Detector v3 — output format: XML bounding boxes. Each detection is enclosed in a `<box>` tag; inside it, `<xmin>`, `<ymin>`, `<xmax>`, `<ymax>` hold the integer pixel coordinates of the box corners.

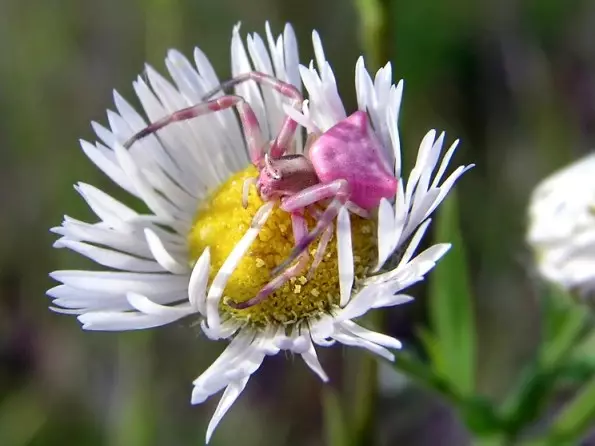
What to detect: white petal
<box><xmin>54</xmin><ymin>240</ymin><xmax>163</xmax><ymax>272</ymax></box>
<box><xmin>126</xmin><ymin>292</ymin><xmax>193</xmax><ymax>317</ymax></box>
<box><xmin>79</xmin><ymin>139</ymin><xmax>137</xmax><ymax>197</ymax></box>
<box><xmin>50</xmin><ymin>270</ymin><xmax>188</xmax><ymax>296</ymax></box>
<box><xmin>75</xmin><ymin>183</ymin><xmax>138</xmax><ymax>230</ymax></box>
<box><xmin>375</xmin><ymin>198</ymin><xmax>396</xmax><ymax>271</ymax></box>
<box><xmin>78</xmin><ymin>307</ymin><xmax>189</xmax><ymax>331</ymax></box>
<box><xmin>404</xmin><ymin>130</ymin><xmax>437</xmax><ymax>209</ymax></box>
<box><xmin>397</xmin><ymin>219</ymin><xmax>432</xmax><ymax>269</ymax></box>
<box><xmin>53</xmin><ymin>217</ymin><xmax>152</xmax><ymax>258</ymax></box>
<box><xmin>200</xmin><ymin>319</ymin><xmax>240</xmax><ymax>341</ymax></box>
<box><xmin>332</xmin><ymin>327</ymin><xmax>394</xmax><ymax>361</ymax></box>
<box><xmin>231</xmin><ymin>24</ymin><xmax>269</xmax><ymax>138</ymax></box>
<box><xmin>388</xmin><ymin>81</ymin><xmax>404</xmax><ymax>178</ymax></box>
<box><xmin>336</xmin><ymin>206</ymin><xmax>354</xmax><ymax>306</ymax></box>
<box><xmin>205</xmin><ymin>202</ymin><xmax>274</xmax><ymax>333</ymax></box>
<box><xmin>144</xmin><ymin>228</ymin><xmax>189</xmax><ymax>274</ymax></box>
<box><xmin>371</xmin><ymin>292</ymin><xmax>415</xmax><ymax>310</ymax></box>
<box><xmin>312</xmin><ymin>30</ymin><xmax>326</xmax><ymax>71</ymax></box>
<box><xmin>431</xmin><ymin>139</ymin><xmax>460</xmax><ymax>189</ymax></box>
<box><xmin>341</xmin><ymin>320</ymin><xmax>402</xmax><ymax>349</ymax></box>
<box><xmin>300</xmin><ymin>334</ymin><xmax>329</xmax><ymax>382</ymax></box>
<box><xmin>205</xmin><ymin>377</ymin><xmax>250</xmax><ymax>444</ymax></box>
<box><xmin>283</xmin><ymin>23</ymin><xmax>301</xmax><ymax>90</ymax></box>
<box><xmin>188</xmin><ymin>248</ymin><xmax>210</xmax><ymax>313</ymax></box>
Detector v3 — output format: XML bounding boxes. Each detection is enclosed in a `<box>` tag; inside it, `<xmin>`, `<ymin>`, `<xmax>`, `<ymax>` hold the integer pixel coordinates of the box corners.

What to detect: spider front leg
<box><xmin>227</xmin><ymin>210</ymin><xmax>310</xmax><ymax>309</ymax></box>
<box><xmin>123</xmin><ymin>95</ymin><xmax>266</xmax><ymax>167</ymax></box>
<box><xmin>272</xmin><ymin>179</ymin><xmax>351</xmax><ymax>277</ymax></box>
<box><xmin>202</xmin><ymin>71</ymin><xmax>303</xmax><ymax>159</ymax></box>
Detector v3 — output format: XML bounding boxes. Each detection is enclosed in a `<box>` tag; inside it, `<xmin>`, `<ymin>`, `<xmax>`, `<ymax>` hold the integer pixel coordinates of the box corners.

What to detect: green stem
<box><xmin>351</xmin><ymin>348</ymin><xmax>378</xmax><ymax>444</ymax></box>
<box><xmin>110</xmin><ymin>333</ymin><xmax>155</xmax><ymax>446</ymax></box>
<box><xmin>346</xmin><ymin>3</ymin><xmax>393</xmax><ymax>442</ymax></box>
<box><xmin>353</xmin><ymin>0</ymin><xmax>391</xmax><ymax>71</ymax></box>
<box><xmin>323</xmin><ymin>388</ymin><xmax>351</xmax><ymax>446</ymax></box>
<box><xmin>345</xmin><ymin>313</ymin><xmax>381</xmax><ymax>445</ymax></box>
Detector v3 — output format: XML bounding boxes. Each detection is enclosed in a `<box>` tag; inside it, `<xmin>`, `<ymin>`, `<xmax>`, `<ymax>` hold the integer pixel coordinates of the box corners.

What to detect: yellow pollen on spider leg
<box><xmin>187</xmin><ymin>166</ymin><xmax>377</xmax><ymax>328</ymax></box>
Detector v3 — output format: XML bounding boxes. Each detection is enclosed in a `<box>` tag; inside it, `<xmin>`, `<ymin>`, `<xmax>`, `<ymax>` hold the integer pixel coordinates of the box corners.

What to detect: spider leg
<box><xmin>202</xmin><ymin>71</ymin><xmax>303</xmax><ymax>159</ymax></box>
<box><xmin>272</xmin><ymin>179</ymin><xmax>350</xmax><ymax>277</ymax></box>
<box><xmin>308</xmin><ymin>222</ymin><xmax>334</xmax><ymax>279</ymax></box>
<box><xmin>345</xmin><ymin>201</ymin><xmax>370</xmax><ymax>219</ymax></box>
<box><xmin>242</xmin><ymin>177</ymin><xmax>257</xmax><ymax>208</ymax></box>
<box><xmin>228</xmin><ymin>210</ymin><xmax>309</xmax><ymax>309</ymax></box>
<box><xmin>123</xmin><ymin>95</ymin><xmax>266</xmax><ymax>166</ymax></box>
<box><xmin>305</xmin><ymin>206</ymin><xmax>334</xmax><ymax>279</ymax></box>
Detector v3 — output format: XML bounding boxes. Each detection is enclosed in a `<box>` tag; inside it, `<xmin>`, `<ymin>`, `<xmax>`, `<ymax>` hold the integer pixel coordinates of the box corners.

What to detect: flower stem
<box><xmin>350</xmin><ymin>343</ymin><xmax>379</xmax><ymax>445</ymax></box>
<box><xmin>348</xmin><ymin>3</ymin><xmax>393</xmax><ymax>442</ymax></box>
<box><xmin>110</xmin><ymin>333</ymin><xmax>155</xmax><ymax>446</ymax></box>
<box><xmin>353</xmin><ymin>0</ymin><xmax>391</xmax><ymax>71</ymax></box>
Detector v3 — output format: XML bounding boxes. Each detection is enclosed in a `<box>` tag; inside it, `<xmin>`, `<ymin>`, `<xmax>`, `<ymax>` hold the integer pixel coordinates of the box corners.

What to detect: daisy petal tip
<box><xmin>48</xmin><ymin>306</ymin><xmax>66</xmax><ymax>314</ymax></box>
<box><xmin>191</xmin><ymin>388</ymin><xmax>207</xmax><ymax>406</ymax></box>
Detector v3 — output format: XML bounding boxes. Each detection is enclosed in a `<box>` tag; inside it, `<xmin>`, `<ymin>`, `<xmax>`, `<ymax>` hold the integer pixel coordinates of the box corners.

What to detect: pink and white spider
<box><xmin>123</xmin><ymin>71</ymin><xmax>397</xmax><ymax>309</ymax></box>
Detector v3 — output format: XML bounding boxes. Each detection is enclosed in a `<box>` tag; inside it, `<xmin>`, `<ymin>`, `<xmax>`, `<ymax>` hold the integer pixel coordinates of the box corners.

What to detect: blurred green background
<box><xmin>1</xmin><ymin>0</ymin><xmax>594</xmax><ymax>444</ymax></box>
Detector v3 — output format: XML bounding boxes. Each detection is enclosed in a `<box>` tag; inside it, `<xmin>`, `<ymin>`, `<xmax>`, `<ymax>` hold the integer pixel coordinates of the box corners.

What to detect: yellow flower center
<box><xmin>188</xmin><ymin>166</ymin><xmax>377</xmax><ymax>328</ymax></box>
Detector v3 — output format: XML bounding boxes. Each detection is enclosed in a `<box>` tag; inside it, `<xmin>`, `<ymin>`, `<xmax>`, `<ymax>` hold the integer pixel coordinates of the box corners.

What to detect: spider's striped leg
<box><xmin>228</xmin><ymin>209</ymin><xmax>309</xmax><ymax>309</ymax></box>
<box><xmin>306</xmin><ymin>206</ymin><xmax>334</xmax><ymax>279</ymax></box>
<box><xmin>202</xmin><ymin>71</ymin><xmax>303</xmax><ymax>158</ymax></box>
<box><xmin>272</xmin><ymin>179</ymin><xmax>350</xmax><ymax>277</ymax></box>
<box><xmin>123</xmin><ymin>94</ymin><xmax>266</xmax><ymax>166</ymax></box>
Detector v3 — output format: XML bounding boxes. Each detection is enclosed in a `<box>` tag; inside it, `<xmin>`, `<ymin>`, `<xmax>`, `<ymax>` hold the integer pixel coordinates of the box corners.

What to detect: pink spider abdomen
<box><xmin>309</xmin><ymin>111</ymin><xmax>398</xmax><ymax>210</ymax></box>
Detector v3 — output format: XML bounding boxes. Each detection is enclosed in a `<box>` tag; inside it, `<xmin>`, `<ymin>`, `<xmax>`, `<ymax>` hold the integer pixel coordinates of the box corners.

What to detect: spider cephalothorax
<box><xmin>124</xmin><ymin>71</ymin><xmax>397</xmax><ymax>309</ymax></box>
<box><xmin>256</xmin><ymin>154</ymin><xmax>319</xmax><ymax>201</ymax></box>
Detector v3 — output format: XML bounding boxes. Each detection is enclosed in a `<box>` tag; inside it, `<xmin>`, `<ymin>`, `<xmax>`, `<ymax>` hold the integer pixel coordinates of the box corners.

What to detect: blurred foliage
<box><xmin>2</xmin><ymin>0</ymin><xmax>595</xmax><ymax>445</ymax></box>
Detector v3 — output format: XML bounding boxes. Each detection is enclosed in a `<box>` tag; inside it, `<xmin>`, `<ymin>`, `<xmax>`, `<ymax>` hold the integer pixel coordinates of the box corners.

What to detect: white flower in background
<box><xmin>527</xmin><ymin>153</ymin><xmax>595</xmax><ymax>294</ymax></box>
<box><xmin>49</xmin><ymin>22</ymin><xmax>472</xmax><ymax>443</ymax></box>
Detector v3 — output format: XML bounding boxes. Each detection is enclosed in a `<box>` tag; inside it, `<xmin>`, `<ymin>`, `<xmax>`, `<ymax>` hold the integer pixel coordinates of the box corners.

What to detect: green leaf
<box><xmin>417</xmin><ymin>328</ymin><xmax>446</xmax><ymax>375</ymax></box>
<box><xmin>549</xmin><ymin>374</ymin><xmax>595</xmax><ymax>443</ymax></box>
<box><xmin>322</xmin><ymin>389</ymin><xmax>351</xmax><ymax>446</ymax></box>
<box><xmin>393</xmin><ymin>353</ymin><xmax>505</xmax><ymax>436</ymax></box>
<box><xmin>393</xmin><ymin>352</ymin><xmax>461</xmax><ymax>406</ymax></box>
<box><xmin>571</xmin><ymin>329</ymin><xmax>595</xmax><ymax>367</ymax></box>
<box><xmin>429</xmin><ymin>190</ymin><xmax>476</xmax><ymax>396</ymax></box>
<box><xmin>541</xmin><ymin>285</ymin><xmax>589</xmax><ymax>368</ymax></box>
<box><xmin>459</xmin><ymin>396</ymin><xmax>505</xmax><ymax>436</ymax></box>
<box><xmin>500</xmin><ymin>365</ymin><xmax>560</xmax><ymax>435</ymax></box>
<box><xmin>497</xmin><ymin>286</ymin><xmax>590</xmax><ymax>438</ymax></box>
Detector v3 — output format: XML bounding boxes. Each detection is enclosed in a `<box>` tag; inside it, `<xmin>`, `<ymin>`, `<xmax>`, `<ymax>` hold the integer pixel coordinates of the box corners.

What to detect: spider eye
<box><xmin>265</xmin><ymin>167</ymin><xmax>281</xmax><ymax>180</ymax></box>
<box><xmin>263</xmin><ymin>153</ymin><xmax>281</xmax><ymax>180</ymax></box>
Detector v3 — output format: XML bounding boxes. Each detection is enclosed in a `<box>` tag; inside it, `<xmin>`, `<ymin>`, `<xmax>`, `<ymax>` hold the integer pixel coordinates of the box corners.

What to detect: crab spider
<box><xmin>123</xmin><ymin>71</ymin><xmax>397</xmax><ymax>310</ymax></box>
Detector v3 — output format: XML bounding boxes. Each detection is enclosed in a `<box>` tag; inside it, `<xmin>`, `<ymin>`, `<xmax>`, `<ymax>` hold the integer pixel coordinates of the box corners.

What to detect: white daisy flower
<box><xmin>49</xmin><ymin>22</ymin><xmax>472</xmax><ymax>442</ymax></box>
<box><xmin>527</xmin><ymin>153</ymin><xmax>595</xmax><ymax>294</ymax></box>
